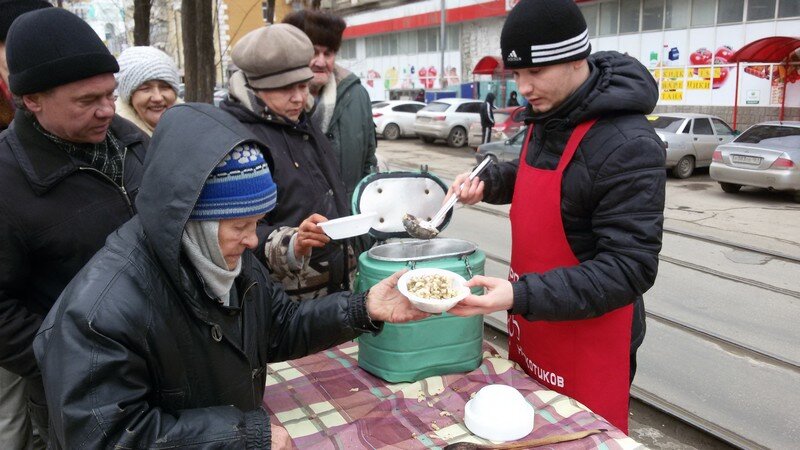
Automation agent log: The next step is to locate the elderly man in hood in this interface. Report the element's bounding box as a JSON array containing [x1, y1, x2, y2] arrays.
[[33, 103, 427, 449]]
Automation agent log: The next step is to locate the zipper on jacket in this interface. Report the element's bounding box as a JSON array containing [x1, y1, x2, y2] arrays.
[[77, 149, 134, 216]]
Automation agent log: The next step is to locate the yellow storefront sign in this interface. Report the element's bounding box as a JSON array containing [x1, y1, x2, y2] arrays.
[[686, 79, 711, 89], [652, 68, 686, 78], [697, 67, 722, 78], [660, 91, 684, 101], [661, 80, 683, 90]]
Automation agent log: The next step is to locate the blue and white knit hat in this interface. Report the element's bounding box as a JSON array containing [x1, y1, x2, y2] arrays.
[[190, 143, 277, 221], [116, 46, 180, 103]]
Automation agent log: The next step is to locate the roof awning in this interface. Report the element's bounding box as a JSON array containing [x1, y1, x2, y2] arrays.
[[473, 56, 504, 75], [729, 36, 800, 63]]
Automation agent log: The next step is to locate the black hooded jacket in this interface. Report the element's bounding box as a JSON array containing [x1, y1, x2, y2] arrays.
[[33, 104, 379, 449], [480, 92, 496, 128], [0, 111, 147, 382], [479, 51, 666, 356], [220, 75, 352, 298]]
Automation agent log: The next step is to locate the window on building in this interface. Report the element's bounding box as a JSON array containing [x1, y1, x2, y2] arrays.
[[417, 29, 439, 52], [779, 0, 800, 17], [581, 4, 600, 37], [339, 39, 356, 59], [642, 0, 665, 30], [599, 1, 619, 35], [365, 36, 379, 57], [717, 0, 744, 23], [446, 26, 460, 51], [748, 0, 776, 20], [691, 0, 716, 26], [398, 33, 416, 54], [620, 0, 641, 32], [665, 0, 690, 28]]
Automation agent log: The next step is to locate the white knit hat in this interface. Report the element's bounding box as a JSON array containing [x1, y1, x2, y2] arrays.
[[116, 46, 180, 103]]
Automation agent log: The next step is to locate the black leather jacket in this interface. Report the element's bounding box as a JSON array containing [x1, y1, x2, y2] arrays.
[[0, 110, 147, 380], [34, 104, 379, 449], [480, 51, 666, 355]]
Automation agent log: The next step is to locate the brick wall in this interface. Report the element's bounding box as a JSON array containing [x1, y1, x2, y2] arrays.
[[652, 105, 800, 132]]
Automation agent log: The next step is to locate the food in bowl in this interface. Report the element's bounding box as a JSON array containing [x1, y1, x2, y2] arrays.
[[406, 274, 458, 300], [398, 268, 470, 314]]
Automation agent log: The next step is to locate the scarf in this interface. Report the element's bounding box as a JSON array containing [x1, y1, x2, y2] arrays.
[[310, 71, 337, 133], [181, 221, 241, 306], [33, 120, 125, 186]]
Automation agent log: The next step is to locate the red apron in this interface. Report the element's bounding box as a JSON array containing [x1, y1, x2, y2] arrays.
[[507, 120, 633, 433]]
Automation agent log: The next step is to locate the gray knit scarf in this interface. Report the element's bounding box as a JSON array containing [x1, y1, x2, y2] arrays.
[[181, 221, 241, 306]]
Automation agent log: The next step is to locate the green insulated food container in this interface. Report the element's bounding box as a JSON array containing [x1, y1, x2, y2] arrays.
[[352, 171, 484, 383]]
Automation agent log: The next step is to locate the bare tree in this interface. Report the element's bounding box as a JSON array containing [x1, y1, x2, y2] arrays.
[[182, 0, 215, 103], [133, 0, 152, 46], [265, 0, 275, 23]]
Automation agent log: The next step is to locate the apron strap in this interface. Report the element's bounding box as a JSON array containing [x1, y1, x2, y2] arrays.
[[556, 119, 598, 172]]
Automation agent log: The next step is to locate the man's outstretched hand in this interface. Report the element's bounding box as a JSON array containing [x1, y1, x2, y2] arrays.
[[366, 270, 430, 323]]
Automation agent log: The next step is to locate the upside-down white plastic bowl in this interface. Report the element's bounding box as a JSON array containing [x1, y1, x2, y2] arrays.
[[318, 212, 378, 239], [464, 384, 535, 442], [397, 268, 470, 314]]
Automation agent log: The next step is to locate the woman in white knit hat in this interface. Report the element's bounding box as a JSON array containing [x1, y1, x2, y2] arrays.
[[115, 46, 181, 135]]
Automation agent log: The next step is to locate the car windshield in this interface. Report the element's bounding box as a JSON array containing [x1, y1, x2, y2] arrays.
[[494, 112, 511, 123], [647, 115, 684, 132], [735, 125, 800, 145], [510, 127, 528, 144], [421, 102, 450, 113], [372, 102, 389, 109]]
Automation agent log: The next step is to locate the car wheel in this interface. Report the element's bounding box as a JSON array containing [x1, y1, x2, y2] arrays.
[[793, 191, 800, 204], [383, 123, 400, 140], [447, 126, 467, 147], [420, 136, 435, 144], [671, 155, 695, 179], [719, 182, 742, 194]]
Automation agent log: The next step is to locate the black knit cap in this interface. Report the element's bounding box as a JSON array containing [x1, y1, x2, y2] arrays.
[[501, 0, 591, 69], [6, 7, 119, 95], [0, 0, 51, 43]]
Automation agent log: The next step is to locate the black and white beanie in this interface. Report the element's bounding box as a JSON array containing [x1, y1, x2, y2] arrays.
[[501, 0, 591, 69]]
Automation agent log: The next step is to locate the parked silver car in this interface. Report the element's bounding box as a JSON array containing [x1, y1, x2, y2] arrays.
[[710, 121, 800, 203], [372, 100, 426, 140], [649, 113, 736, 178], [475, 127, 527, 164], [413, 98, 482, 147]]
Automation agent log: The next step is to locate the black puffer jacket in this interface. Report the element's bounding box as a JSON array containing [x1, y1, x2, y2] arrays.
[[221, 73, 352, 299], [0, 110, 147, 381], [480, 51, 666, 355], [33, 104, 379, 449]]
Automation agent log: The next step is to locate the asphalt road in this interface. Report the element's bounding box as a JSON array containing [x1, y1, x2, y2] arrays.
[[374, 137, 800, 449]]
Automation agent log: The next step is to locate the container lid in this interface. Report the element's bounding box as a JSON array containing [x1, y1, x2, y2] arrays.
[[352, 171, 453, 240], [367, 238, 477, 262]]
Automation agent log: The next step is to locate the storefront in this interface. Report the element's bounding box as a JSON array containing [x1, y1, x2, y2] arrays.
[[337, 0, 799, 126]]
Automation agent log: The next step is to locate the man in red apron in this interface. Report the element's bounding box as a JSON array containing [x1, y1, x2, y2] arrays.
[[448, 0, 666, 434]]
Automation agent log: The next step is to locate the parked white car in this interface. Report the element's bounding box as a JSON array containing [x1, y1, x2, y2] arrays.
[[648, 113, 736, 178], [413, 98, 482, 147], [710, 121, 800, 203], [372, 100, 426, 140]]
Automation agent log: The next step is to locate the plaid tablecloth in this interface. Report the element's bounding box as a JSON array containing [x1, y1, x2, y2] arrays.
[[264, 341, 644, 449]]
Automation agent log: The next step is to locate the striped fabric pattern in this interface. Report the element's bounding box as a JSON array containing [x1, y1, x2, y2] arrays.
[[190, 143, 277, 220], [530, 29, 590, 65]]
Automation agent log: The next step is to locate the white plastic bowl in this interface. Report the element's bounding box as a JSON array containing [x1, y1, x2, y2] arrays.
[[398, 268, 470, 314], [318, 212, 378, 239], [464, 384, 535, 442]]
